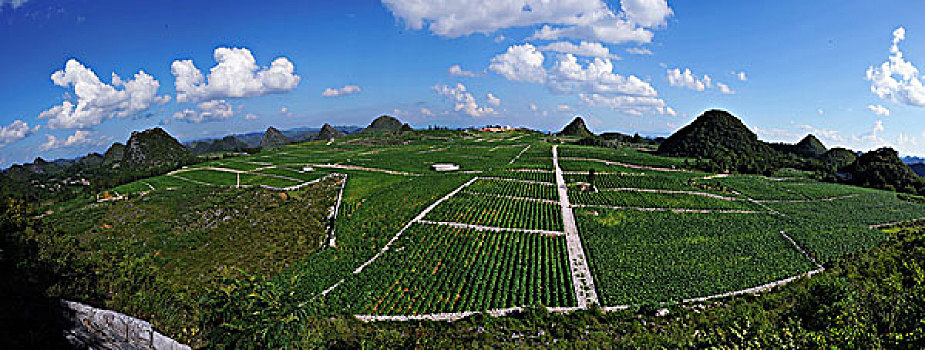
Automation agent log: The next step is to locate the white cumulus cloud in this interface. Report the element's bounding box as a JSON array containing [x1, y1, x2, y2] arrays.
[[667, 67, 710, 91], [625, 47, 653, 55], [39, 130, 95, 151], [0, 120, 38, 147], [734, 71, 747, 81], [867, 104, 891, 116], [172, 99, 236, 123], [38, 59, 169, 129], [579, 93, 672, 117], [448, 65, 481, 77], [486, 92, 501, 106], [489, 44, 548, 84], [322, 85, 362, 97], [171, 47, 300, 103], [549, 54, 657, 96], [433, 83, 497, 117], [620, 0, 673, 28], [538, 41, 620, 59], [752, 126, 797, 140], [668, 67, 735, 94], [716, 82, 734, 94], [797, 124, 844, 143], [0, 0, 29, 10], [528, 21, 652, 44], [490, 43, 668, 116], [866, 27, 925, 107], [383, 0, 671, 44], [245, 113, 260, 120]]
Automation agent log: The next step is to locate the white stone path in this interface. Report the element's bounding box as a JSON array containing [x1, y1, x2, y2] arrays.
[[508, 144, 532, 164], [310, 177, 479, 300], [553, 145, 600, 308], [461, 190, 560, 205], [753, 194, 860, 203], [598, 187, 741, 201], [305, 163, 421, 176], [327, 174, 348, 247], [416, 219, 564, 236], [572, 204, 763, 214], [476, 176, 554, 186], [560, 156, 686, 172]]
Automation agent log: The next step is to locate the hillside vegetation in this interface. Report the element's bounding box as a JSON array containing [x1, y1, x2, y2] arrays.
[[557, 116, 594, 137], [658, 109, 779, 173], [361, 115, 411, 134], [0, 127, 197, 202], [843, 147, 925, 194]]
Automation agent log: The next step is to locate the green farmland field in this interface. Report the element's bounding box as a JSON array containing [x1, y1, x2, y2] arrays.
[[35, 129, 925, 345]]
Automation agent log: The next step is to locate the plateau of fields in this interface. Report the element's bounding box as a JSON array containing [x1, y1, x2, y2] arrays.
[[67, 130, 925, 319]]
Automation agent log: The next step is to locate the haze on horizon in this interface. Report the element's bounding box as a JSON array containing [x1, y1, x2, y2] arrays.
[[1, 0, 924, 167]]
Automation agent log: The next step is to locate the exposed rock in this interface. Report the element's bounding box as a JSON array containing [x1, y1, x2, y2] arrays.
[[317, 123, 345, 140], [103, 142, 125, 168], [259, 127, 292, 148], [61, 300, 190, 350], [122, 128, 194, 170]]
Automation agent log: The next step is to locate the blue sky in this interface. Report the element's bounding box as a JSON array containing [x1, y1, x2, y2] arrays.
[[1, 0, 924, 167]]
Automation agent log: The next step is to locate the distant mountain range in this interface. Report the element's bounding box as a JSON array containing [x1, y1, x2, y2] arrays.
[[4, 111, 925, 201], [900, 157, 925, 177], [185, 125, 361, 151], [910, 163, 925, 177]]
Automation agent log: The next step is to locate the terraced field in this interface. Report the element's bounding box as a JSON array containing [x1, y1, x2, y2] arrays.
[[99, 130, 925, 317], [317, 224, 575, 315]]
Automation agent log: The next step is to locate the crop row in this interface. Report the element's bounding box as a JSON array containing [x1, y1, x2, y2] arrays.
[[559, 145, 689, 168], [519, 144, 553, 158], [256, 166, 328, 182], [467, 178, 558, 200], [284, 174, 475, 300], [318, 224, 575, 315], [703, 176, 866, 201], [569, 189, 757, 211], [511, 156, 554, 169], [770, 192, 925, 263], [241, 175, 301, 188], [482, 170, 556, 183], [575, 209, 815, 305], [214, 161, 264, 171], [426, 192, 563, 232], [557, 159, 676, 174], [564, 172, 715, 193]]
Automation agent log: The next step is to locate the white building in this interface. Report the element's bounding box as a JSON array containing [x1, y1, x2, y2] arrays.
[[431, 163, 460, 172]]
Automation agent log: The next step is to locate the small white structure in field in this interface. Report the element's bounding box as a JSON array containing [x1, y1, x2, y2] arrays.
[[431, 163, 460, 172], [302, 166, 315, 172]]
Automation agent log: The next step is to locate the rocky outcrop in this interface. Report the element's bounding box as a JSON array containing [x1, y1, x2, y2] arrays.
[[556, 117, 593, 137], [260, 127, 292, 148], [122, 128, 194, 170], [61, 300, 190, 350], [360, 115, 408, 134], [317, 123, 345, 140]]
